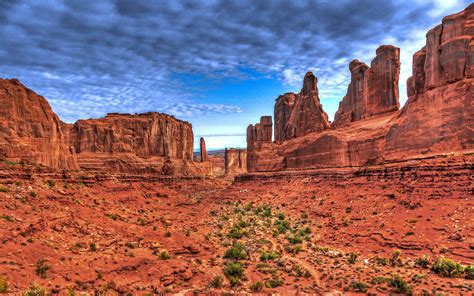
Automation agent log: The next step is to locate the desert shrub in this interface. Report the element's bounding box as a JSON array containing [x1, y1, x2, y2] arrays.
[[389, 250, 402, 266], [370, 276, 389, 285], [265, 277, 283, 288], [347, 252, 358, 265], [276, 212, 285, 220], [0, 277, 7, 293], [414, 256, 430, 268], [46, 180, 55, 188], [286, 234, 303, 245], [432, 257, 464, 278], [159, 251, 170, 260], [29, 191, 37, 198], [374, 257, 387, 266], [228, 225, 245, 239], [22, 282, 46, 296], [274, 219, 290, 234], [259, 250, 280, 261], [250, 281, 264, 292], [388, 275, 411, 294], [35, 259, 50, 278], [89, 243, 97, 252], [465, 265, 474, 280], [224, 243, 247, 260], [349, 281, 368, 293], [209, 275, 223, 288], [223, 262, 245, 287], [0, 187, 9, 193], [66, 288, 75, 296]]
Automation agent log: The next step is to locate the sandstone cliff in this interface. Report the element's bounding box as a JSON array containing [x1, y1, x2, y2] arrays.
[[0, 79, 78, 170], [333, 45, 400, 127], [224, 148, 247, 175], [247, 4, 473, 172], [274, 72, 330, 141]]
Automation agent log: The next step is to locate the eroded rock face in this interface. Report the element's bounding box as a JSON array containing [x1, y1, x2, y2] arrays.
[[247, 116, 273, 144], [0, 79, 78, 170], [274, 72, 330, 141], [333, 45, 400, 127], [68, 112, 196, 174], [224, 148, 247, 175], [247, 4, 473, 172], [384, 4, 474, 160], [200, 137, 208, 162]]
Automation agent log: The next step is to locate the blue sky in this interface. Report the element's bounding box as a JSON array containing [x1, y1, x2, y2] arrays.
[[0, 0, 470, 149]]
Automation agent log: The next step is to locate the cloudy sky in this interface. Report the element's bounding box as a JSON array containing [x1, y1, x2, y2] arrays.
[[0, 0, 470, 149]]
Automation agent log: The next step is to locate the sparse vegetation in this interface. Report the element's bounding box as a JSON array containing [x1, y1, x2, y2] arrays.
[[414, 256, 430, 268], [432, 257, 464, 278], [349, 280, 368, 293], [209, 275, 223, 288], [0, 187, 9, 193], [224, 243, 248, 260], [259, 250, 280, 261], [22, 282, 46, 296], [0, 277, 8, 293], [159, 250, 170, 260], [388, 275, 411, 294], [389, 250, 402, 266], [35, 259, 50, 278], [347, 252, 358, 264], [250, 281, 264, 292], [223, 262, 245, 287]]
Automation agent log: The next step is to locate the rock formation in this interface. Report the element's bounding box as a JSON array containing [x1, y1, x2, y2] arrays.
[[200, 137, 208, 162], [274, 72, 330, 141], [247, 4, 473, 172], [384, 3, 474, 160], [247, 116, 273, 144], [333, 45, 400, 127], [224, 148, 247, 175], [67, 112, 195, 174], [0, 79, 78, 170]]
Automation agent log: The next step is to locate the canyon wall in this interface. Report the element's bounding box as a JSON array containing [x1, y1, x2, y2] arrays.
[[0, 79, 78, 170], [333, 45, 400, 127], [224, 148, 247, 175], [247, 4, 473, 173], [0, 80, 206, 175]]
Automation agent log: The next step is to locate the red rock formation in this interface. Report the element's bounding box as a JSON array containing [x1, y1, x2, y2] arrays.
[[384, 4, 473, 160], [200, 137, 208, 162], [333, 45, 400, 127], [68, 112, 196, 174], [246, 3, 473, 172], [0, 79, 78, 170], [247, 116, 273, 144], [274, 72, 330, 141], [224, 148, 247, 175]]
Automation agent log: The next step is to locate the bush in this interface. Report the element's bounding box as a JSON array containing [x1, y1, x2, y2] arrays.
[[224, 243, 247, 260], [0, 277, 7, 293], [432, 257, 464, 278], [349, 281, 368, 293], [414, 256, 430, 268], [286, 234, 303, 245], [259, 250, 280, 261], [22, 282, 46, 296], [347, 252, 358, 265], [389, 250, 401, 266], [223, 262, 245, 287], [35, 259, 50, 278], [89, 243, 97, 252], [265, 277, 283, 288], [228, 225, 245, 239], [0, 187, 9, 193], [209, 275, 223, 288], [250, 281, 264, 292], [159, 251, 170, 260], [388, 275, 411, 294], [465, 265, 474, 280]]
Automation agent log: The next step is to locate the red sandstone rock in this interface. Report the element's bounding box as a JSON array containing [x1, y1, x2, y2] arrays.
[[247, 4, 473, 172], [247, 116, 273, 144], [274, 72, 330, 141], [0, 79, 78, 170], [333, 45, 400, 127], [224, 148, 247, 175], [200, 137, 208, 162]]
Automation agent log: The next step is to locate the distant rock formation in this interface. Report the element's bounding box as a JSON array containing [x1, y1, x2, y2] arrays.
[[0, 79, 78, 170], [274, 72, 330, 141], [247, 4, 473, 172], [200, 137, 208, 162], [247, 116, 273, 144], [224, 148, 247, 175], [333, 45, 400, 127]]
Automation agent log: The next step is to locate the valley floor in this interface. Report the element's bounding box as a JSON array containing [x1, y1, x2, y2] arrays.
[[0, 155, 473, 295]]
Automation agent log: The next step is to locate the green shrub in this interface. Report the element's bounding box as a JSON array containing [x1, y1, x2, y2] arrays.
[[29, 191, 37, 198], [224, 243, 247, 260], [432, 257, 464, 278], [465, 265, 474, 280], [370, 276, 388, 285], [228, 225, 245, 239], [223, 262, 245, 287], [374, 257, 387, 266], [209, 275, 223, 288], [286, 234, 303, 245], [276, 212, 285, 220], [22, 282, 46, 296], [347, 252, 358, 265], [0, 277, 7, 293], [35, 259, 50, 278], [259, 250, 280, 261], [389, 250, 401, 266], [265, 277, 283, 288], [0, 187, 9, 193], [349, 281, 368, 293], [250, 281, 264, 292], [414, 256, 430, 268], [388, 275, 411, 294], [159, 250, 170, 260], [89, 243, 97, 252]]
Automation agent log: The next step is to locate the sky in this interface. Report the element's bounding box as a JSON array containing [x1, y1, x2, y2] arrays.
[[0, 0, 470, 150]]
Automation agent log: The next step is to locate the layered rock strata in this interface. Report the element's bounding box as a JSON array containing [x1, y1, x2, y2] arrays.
[[224, 148, 247, 175]]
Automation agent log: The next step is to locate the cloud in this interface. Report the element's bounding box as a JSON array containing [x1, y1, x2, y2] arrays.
[[0, 0, 470, 125]]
